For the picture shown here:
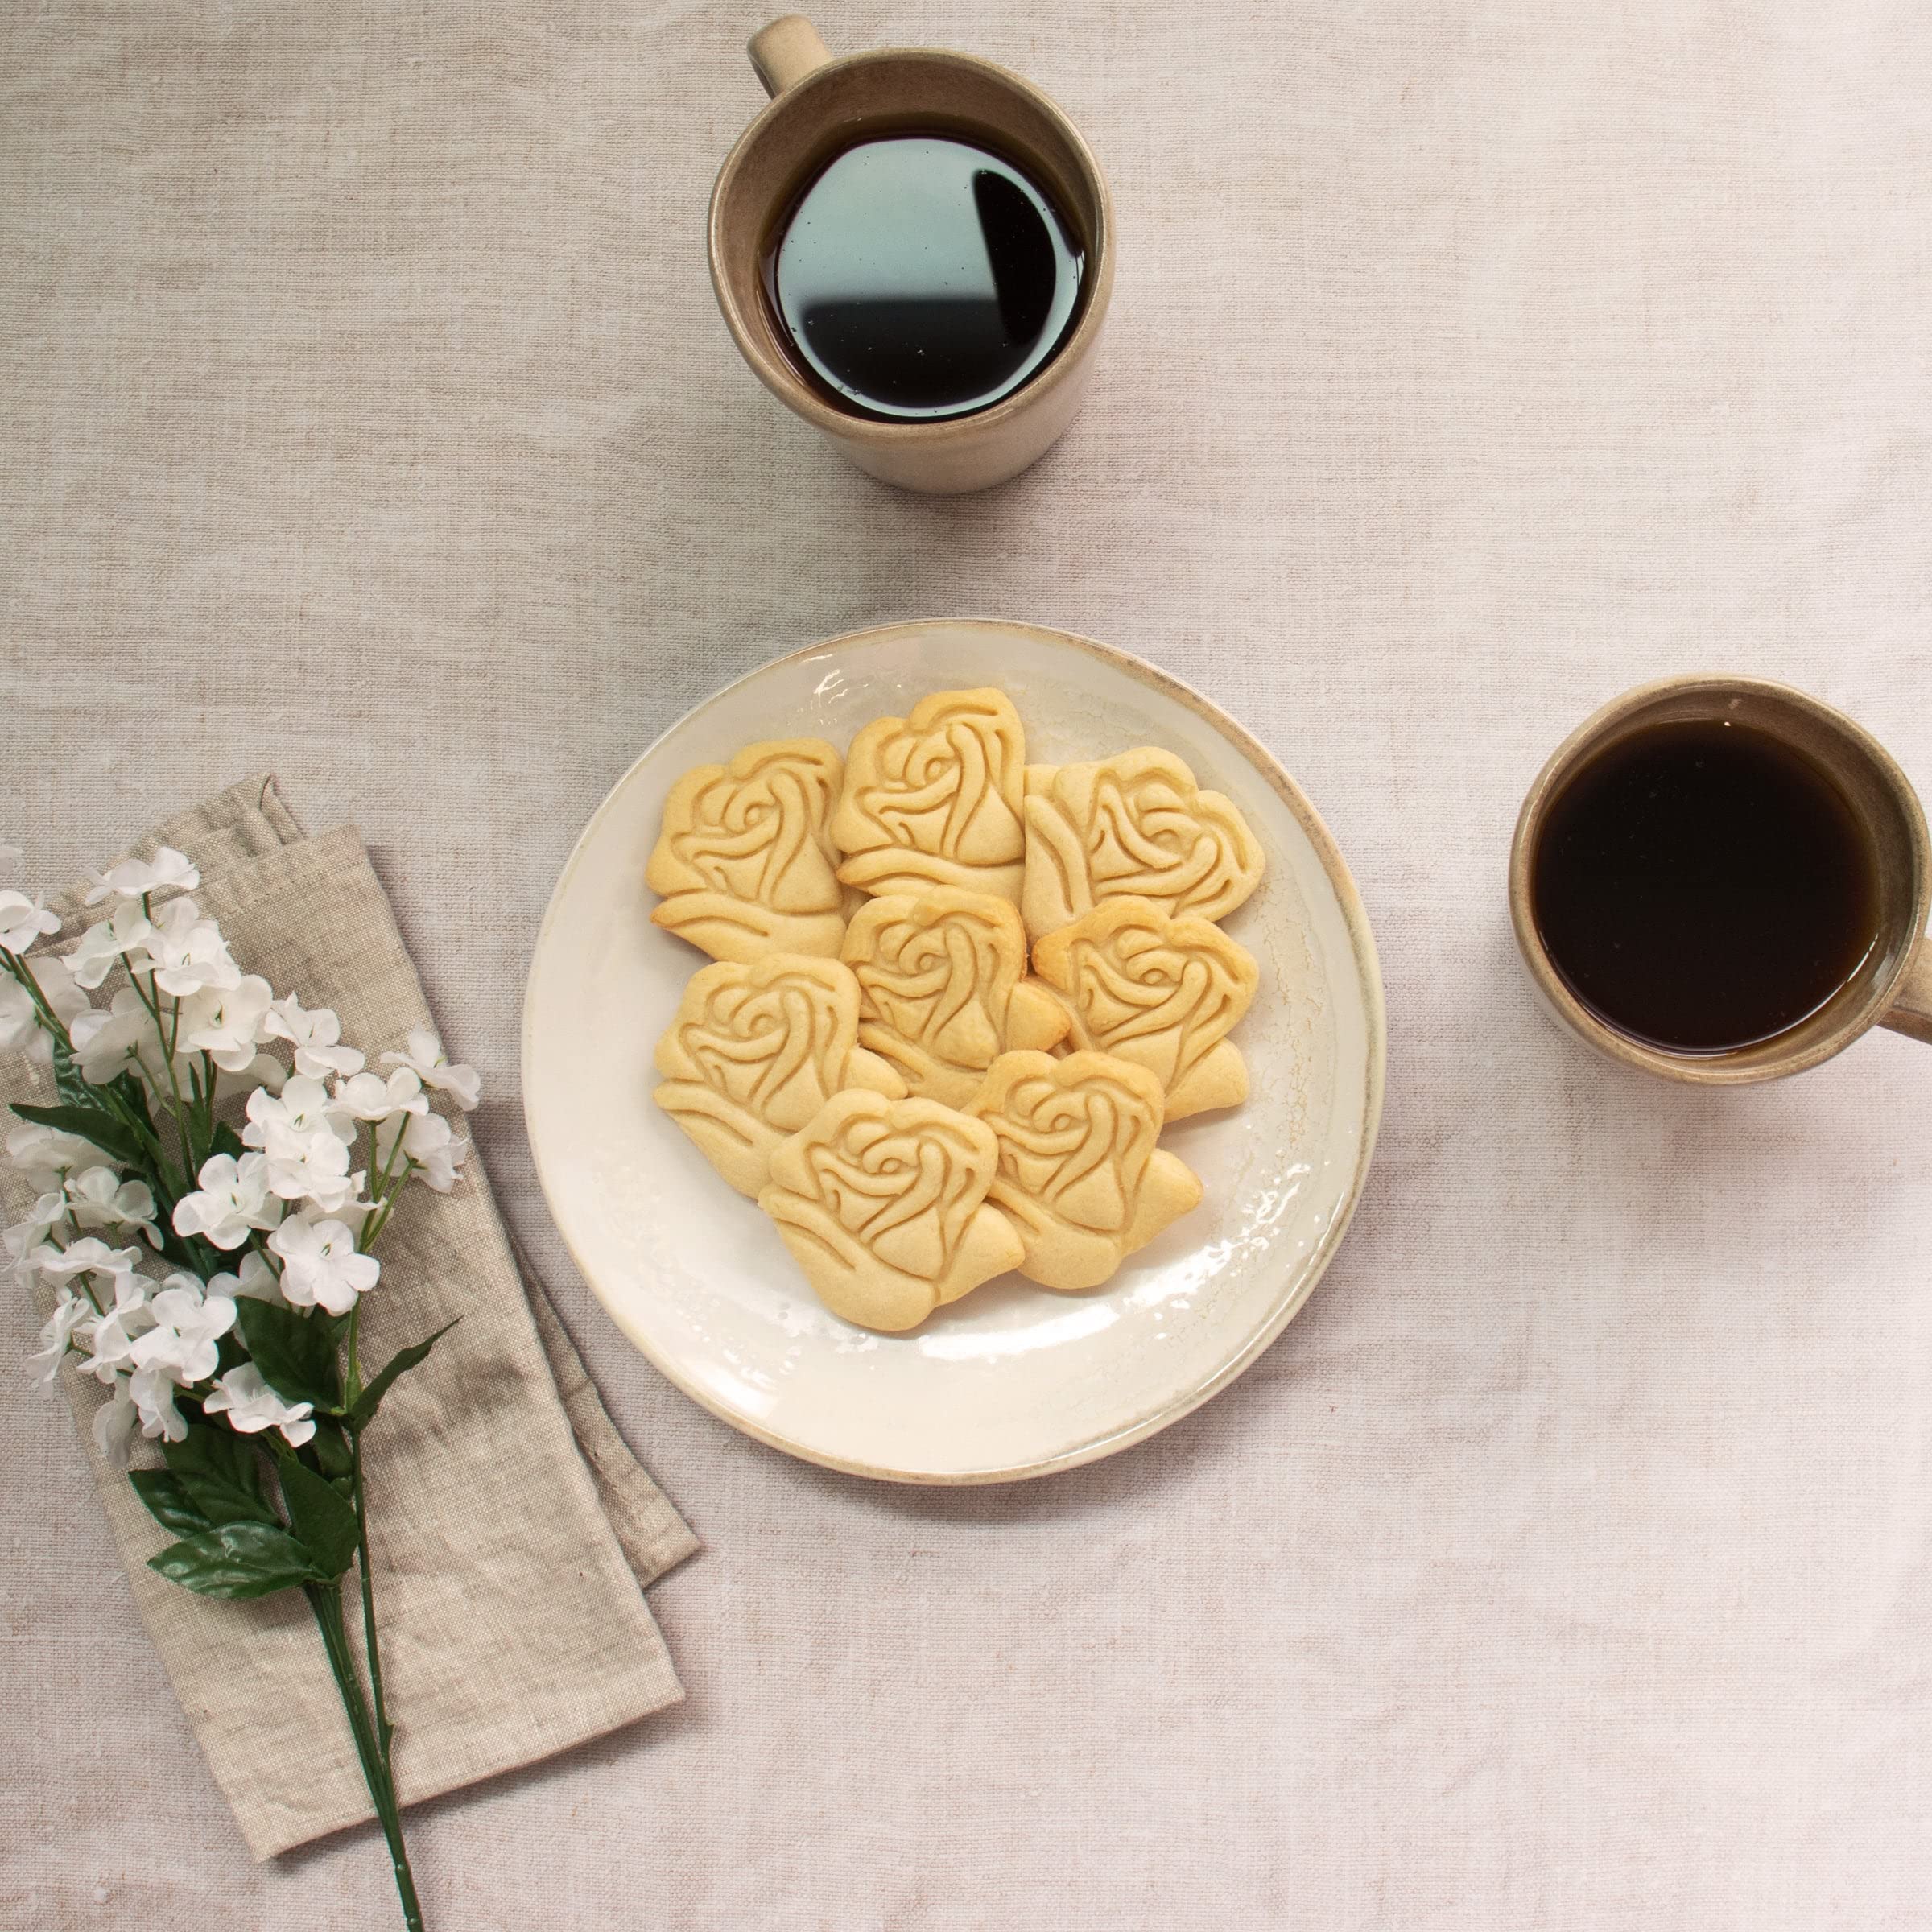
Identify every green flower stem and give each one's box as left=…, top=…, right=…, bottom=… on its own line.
left=3, top=950, right=64, bottom=1032
left=306, top=1577, right=425, bottom=1931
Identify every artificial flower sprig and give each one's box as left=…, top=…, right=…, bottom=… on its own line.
left=2, top=844, right=477, bottom=1932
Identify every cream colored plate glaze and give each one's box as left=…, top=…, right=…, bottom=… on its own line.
left=522, top=621, right=1385, bottom=1484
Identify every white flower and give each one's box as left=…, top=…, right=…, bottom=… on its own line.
left=331, top=1066, right=427, bottom=1127
left=0, top=952, right=89, bottom=1062
left=243, top=1075, right=350, bottom=1150
left=26, top=1287, right=93, bottom=1384
left=267, top=1129, right=358, bottom=1213
left=381, top=1027, right=481, bottom=1112
left=64, top=1166, right=160, bottom=1245
left=261, top=995, right=365, bottom=1080
left=83, top=846, right=200, bottom=906
left=0, top=888, right=60, bottom=956
left=210, top=1249, right=283, bottom=1304
left=4, top=1191, right=69, bottom=1280
left=70, top=989, right=160, bottom=1085
left=269, top=1216, right=378, bottom=1315
left=377, top=1107, right=472, bottom=1193
left=202, top=1363, right=316, bottom=1447
left=171, top=1151, right=281, bottom=1249
left=66, top=902, right=155, bottom=991
left=6, top=1121, right=110, bottom=1191
left=130, top=1363, right=189, bottom=1443
left=176, top=975, right=274, bottom=1073
left=29, top=1236, right=145, bottom=1285
left=134, top=897, right=240, bottom=999
left=93, top=1373, right=139, bottom=1468
left=80, top=1274, right=156, bottom=1378
left=0, top=975, right=37, bottom=1055
left=128, top=1274, right=237, bottom=1385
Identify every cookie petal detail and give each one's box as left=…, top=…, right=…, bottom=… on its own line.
left=647, top=737, right=848, bottom=962
left=654, top=954, right=905, bottom=1197
left=1022, top=749, right=1264, bottom=939
left=832, top=689, right=1026, bottom=901
left=1031, top=898, right=1258, bottom=1121
left=841, top=888, right=1070, bottom=1108
left=969, top=1051, right=1203, bottom=1290
left=760, top=1091, right=1025, bottom=1331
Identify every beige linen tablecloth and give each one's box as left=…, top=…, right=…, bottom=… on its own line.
left=5, top=2, right=1931, bottom=1926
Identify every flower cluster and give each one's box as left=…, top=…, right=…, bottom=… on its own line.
left=4, top=846, right=479, bottom=1465
left=4, top=836, right=471, bottom=1929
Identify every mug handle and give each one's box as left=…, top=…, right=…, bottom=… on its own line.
left=1880, top=935, right=1932, bottom=1045
left=749, top=15, right=834, bottom=97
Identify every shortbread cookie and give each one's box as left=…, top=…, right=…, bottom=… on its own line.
left=654, top=955, right=906, bottom=1197
left=970, top=1051, right=1203, bottom=1291
left=760, top=1091, right=1025, bottom=1331
left=1022, top=749, right=1265, bottom=940
left=842, top=888, right=1069, bottom=1108
left=1031, top=898, right=1258, bottom=1121
left=646, top=737, right=847, bottom=963
left=831, top=688, right=1027, bottom=901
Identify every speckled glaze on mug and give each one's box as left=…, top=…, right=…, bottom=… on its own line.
left=708, top=18, right=1115, bottom=496
left=1510, top=675, right=1932, bottom=1084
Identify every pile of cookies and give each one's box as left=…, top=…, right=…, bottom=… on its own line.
left=646, top=689, right=1265, bottom=1332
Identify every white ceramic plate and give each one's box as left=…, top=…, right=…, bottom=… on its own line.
left=523, top=621, right=1384, bottom=1483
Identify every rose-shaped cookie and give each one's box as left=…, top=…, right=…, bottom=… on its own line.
left=760, top=1090, right=1026, bottom=1331
left=1021, top=749, right=1265, bottom=940
left=831, top=688, right=1027, bottom=901
left=654, top=955, right=906, bottom=1197
left=646, top=737, right=847, bottom=963
left=842, top=888, right=1069, bottom=1108
left=969, top=1051, right=1203, bottom=1291
left=1031, top=898, right=1258, bottom=1120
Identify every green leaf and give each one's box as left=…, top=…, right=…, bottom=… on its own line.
left=7, top=1100, right=143, bottom=1167
left=235, top=1298, right=342, bottom=1412
left=278, top=1459, right=359, bottom=1579
left=163, top=1422, right=275, bottom=1526
left=346, top=1319, right=460, bottom=1431
left=49, top=1031, right=92, bottom=1108
left=128, top=1471, right=213, bottom=1537
left=148, top=1522, right=324, bottom=1600
left=209, top=1119, right=244, bottom=1162
left=310, top=1420, right=354, bottom=1480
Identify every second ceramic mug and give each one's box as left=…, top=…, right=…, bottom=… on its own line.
left=1510, top=675, right=1932, bottom=1084
left=708, top=16, right=1116, bottom=496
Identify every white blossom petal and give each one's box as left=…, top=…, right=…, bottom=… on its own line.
left=135, top=898, right=240, bottom=999
left=203, top=1362, right=316, bottom=1447
left=268, top=1215, right=379, bottom=1315
left=380, top=1027, right=481, bottom=1112
left=209, top=1249, right=283, bottom=1305
left=0, top=889, right=60, bottom=956
left=92, top=1374, right=139, bottom=1468
left=171, top=1152, right=282, bottom=1249
left=82, top=847, right=200, bottom=906
left=26, top=1288, right=92, bottom=1384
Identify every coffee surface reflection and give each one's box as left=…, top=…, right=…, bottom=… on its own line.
left=771, top=134, right=1085, bottom=422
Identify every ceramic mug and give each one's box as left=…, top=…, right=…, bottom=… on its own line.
left=708, top=15, right=1115, bottom=496
left=1509, top=675, right=1932, bottom=1084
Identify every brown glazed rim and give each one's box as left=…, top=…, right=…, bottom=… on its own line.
left=707, top=47, right=1116, bottom=447
left=1508, top=674, right=1932, bottom=1085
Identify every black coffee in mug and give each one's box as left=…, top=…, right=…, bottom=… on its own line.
left=1530, top=718, right=1881, bottom=1052
left=768, top=133, right=1085, bottom=422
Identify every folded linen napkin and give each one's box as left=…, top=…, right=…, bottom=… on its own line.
left=1, top=779, right=696, bottom=1859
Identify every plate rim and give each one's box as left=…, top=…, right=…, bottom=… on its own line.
left=522, top=619, right=1387, bottom=1484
